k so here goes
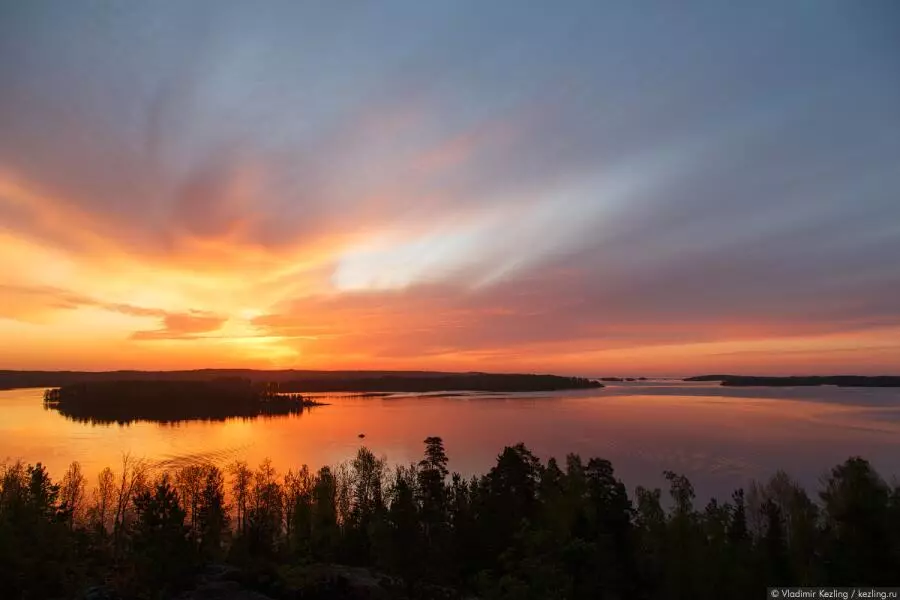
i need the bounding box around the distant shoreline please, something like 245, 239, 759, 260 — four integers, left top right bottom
0, 369, 603, 393
685, 374, 900, 388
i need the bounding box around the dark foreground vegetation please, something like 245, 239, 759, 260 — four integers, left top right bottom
43, 379, 322, 424
686, 375, 900, 387
1, 370, 602, 392
2, 441, 899, 599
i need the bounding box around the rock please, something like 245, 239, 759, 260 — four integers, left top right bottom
82, 586, 120, 600
173, 582, 275, 600
281, 564, 400, 599
172, 563, 276, 600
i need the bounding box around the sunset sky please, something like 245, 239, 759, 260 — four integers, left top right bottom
1, 1, 899, 375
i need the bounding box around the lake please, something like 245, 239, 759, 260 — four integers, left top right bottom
2, 381, 899, 500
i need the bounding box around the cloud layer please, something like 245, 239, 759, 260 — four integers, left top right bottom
1, 1, 899, 373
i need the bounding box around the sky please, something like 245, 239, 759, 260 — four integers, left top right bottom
1, 0, 899, 376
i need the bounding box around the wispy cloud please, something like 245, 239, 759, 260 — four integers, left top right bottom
0, 1, 898, 372
130, 312, 228, 341
0, 284, 228, 340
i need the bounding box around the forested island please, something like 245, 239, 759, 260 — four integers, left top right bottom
39, 373, 600, 424
1, 440, 898, 599
686, 375, 900, 387
43, 379, 323, 425
2, 369, 602, 393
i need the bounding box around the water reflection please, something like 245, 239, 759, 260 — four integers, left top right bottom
2, 383, 900, 500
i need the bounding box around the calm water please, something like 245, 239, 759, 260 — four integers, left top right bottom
2, 382, 899, 500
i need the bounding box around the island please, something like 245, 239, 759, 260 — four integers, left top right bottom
685, 374, 900, 387
43, 378, 324, 424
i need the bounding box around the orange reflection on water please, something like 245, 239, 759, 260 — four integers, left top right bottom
2, 384, 899, 500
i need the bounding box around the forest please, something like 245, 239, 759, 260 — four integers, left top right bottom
2, 440, 899, 599
275, 374, 603, 393
42, 379, 320, 424
1, 370, 604, 393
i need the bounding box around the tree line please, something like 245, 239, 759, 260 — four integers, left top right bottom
1, 370, 605, 392
43, 379, 318, 424
1, 440, 899, 599
275, 374, 604, 393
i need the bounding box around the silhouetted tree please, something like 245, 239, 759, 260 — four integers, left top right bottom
0, 461, 72, 598
663, 470, 701, 599
382, 464, 422, 591
634, 485, 665, 596
88, 466, 116, 534
284, 465, 314, 559
820, 457, 895, 584
484, 444, 542, 554
417, 436, 450, 581
761, 498, 791, 584
196, 465, 228, 560
244, 459, 283, 559
2, 447, 900, 599
345, 447, 386, 564
131, 474, 193, 595
60, 461, 86, 529
578, 458, 636, 597
228, 460, 252, 537
310, 466, 340, 561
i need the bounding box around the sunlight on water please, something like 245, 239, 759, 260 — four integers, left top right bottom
1, 382, 899, 500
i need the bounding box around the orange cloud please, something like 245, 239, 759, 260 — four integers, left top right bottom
131, 311, 228, 340
0, 284, 228, 341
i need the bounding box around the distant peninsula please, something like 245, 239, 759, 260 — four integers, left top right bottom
2, 369, 604, 392
685, 374, 900, 388
275, 373, 603, 393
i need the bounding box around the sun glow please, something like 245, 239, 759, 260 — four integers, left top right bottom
1, 2, 897, 374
